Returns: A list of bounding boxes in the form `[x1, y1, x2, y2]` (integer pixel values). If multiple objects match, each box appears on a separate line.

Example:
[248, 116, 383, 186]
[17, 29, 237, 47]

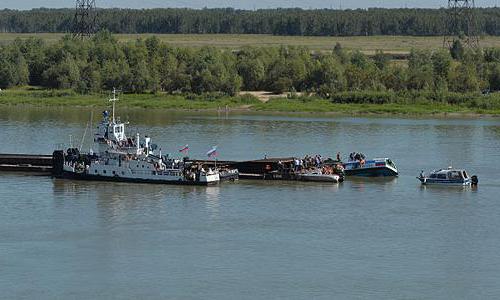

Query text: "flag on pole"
[179, 144, 189, 153]
[206, 146, 218, 158]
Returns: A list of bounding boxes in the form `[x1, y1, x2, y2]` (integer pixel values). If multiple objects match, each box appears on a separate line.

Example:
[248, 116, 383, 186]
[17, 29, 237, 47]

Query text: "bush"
[330, 91, 397, 104]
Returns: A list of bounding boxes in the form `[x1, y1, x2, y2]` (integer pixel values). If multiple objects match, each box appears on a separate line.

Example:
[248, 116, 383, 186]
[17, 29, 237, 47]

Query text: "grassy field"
[0, 88, 260, 110]
[2, 33, 500, 53]
[1, 87, 500, 116]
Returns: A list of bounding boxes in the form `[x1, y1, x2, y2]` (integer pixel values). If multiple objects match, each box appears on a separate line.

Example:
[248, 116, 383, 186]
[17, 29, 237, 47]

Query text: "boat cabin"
[95, 119, 126, 143]
[427, 169, 469, 181]
[344, 158, 395, 170]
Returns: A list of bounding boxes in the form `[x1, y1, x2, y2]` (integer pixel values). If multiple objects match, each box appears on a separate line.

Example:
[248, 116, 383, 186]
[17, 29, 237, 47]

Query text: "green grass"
[3, 33, 500, 53]
[2, 87, 500, 116]
[253, 99, 486, 114]
[0, 87, 260, 110]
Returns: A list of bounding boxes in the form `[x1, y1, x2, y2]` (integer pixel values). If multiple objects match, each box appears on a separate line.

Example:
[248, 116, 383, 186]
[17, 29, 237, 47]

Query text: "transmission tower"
[443, 0, 480, 48]
[73, 0, 97, 38]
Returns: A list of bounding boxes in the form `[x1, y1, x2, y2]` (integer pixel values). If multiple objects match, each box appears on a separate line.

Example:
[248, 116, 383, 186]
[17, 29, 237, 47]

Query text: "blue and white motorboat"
[417, 167, 478, 186]
[343, 158, 398, 177]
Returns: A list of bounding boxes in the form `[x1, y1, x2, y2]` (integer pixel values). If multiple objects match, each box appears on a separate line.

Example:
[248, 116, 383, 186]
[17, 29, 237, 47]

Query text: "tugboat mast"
[109, 88, 119, 123]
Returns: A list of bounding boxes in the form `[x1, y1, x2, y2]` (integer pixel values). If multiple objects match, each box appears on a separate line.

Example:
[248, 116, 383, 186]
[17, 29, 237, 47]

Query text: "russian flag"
[206, 146, 218, 158]
[179, 144, 189, 153]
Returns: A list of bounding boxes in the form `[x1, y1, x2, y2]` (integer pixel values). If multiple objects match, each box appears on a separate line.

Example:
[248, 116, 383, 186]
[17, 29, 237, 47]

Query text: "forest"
[0, 7, 499, 36]
[1, 31, 500, 103]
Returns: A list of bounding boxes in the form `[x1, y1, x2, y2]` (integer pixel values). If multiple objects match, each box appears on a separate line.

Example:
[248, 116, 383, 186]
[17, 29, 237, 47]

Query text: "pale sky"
[1, 0, 497, 10]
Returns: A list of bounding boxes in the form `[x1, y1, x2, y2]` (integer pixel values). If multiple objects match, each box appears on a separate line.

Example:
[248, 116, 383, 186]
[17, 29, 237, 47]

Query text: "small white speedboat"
[296, 170, 342, 183]
[417, 167, 478, 186]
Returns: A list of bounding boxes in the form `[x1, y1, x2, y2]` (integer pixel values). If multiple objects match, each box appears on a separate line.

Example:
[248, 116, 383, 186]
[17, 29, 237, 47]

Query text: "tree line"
[1, 31, 500, 98]
[0, 7, 500, 36]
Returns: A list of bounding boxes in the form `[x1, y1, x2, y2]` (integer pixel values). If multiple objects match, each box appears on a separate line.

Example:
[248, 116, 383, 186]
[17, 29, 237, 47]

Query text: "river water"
[1, 107, 500, 299]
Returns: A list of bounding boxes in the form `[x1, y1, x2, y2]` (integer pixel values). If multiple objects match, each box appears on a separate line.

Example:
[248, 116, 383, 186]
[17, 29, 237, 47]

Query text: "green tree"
[0, 60, 16, 88]
[373, 50, 389, 70]
[407, 65, 433, 90]
[309, 55, 346, 96]
[42, 55, 81, 89]
[408, 49, 432, 69]
[448, 63, 480, 92]
[488, 63, 500, 91]
[237, 52, 265, 91]
[431, 49, 452, 79]
[450, 40, 464, 60]
[380, 65, 407, 91]
[77, 62, 102, 93]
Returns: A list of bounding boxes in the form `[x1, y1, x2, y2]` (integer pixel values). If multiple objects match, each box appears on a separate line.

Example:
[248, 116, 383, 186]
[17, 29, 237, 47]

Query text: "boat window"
[112, 171, 115, 175]
[387, 159, 395, 168]
[430, 174, 437, 178]
[437, 174, 447, 179]
[463, 171, 468, 178]
[95, 170, 97, 174]
[103, 170, 106, 174]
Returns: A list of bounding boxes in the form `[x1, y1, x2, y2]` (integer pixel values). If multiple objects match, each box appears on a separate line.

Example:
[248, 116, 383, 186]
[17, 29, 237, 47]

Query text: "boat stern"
[199, 172, 220, 185]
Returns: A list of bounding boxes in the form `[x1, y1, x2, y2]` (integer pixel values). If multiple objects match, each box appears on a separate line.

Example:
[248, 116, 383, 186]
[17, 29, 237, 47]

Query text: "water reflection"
[204, 185, 221, 219]
[51, 178, 231, 227]
[418, 184, 475, 194]
[348, 177, 398, 192]
[4, 108, 500, 298]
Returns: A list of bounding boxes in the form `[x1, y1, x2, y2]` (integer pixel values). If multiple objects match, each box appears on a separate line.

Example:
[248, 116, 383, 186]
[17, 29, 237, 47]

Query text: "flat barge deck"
[0, 154, 53, 173]
[0, 154, 304, 180]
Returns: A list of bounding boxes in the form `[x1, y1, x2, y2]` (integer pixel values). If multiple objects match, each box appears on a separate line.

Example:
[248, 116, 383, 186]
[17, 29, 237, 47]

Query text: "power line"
[73, 0, 98, 38]
[443, 0, 480, 49]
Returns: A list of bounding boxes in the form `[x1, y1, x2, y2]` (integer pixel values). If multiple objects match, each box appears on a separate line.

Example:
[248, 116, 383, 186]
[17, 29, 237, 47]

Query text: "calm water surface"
[1, 107, 500, 299]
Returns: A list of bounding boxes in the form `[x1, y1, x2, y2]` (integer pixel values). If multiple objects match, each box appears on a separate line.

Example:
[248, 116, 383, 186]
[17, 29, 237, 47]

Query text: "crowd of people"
[292, 155, 327, 171]
[292, 152, 368, 171]
[287, 154, 344, 175]
[275, 151, 369, 175]
[349, 152, 366, 166]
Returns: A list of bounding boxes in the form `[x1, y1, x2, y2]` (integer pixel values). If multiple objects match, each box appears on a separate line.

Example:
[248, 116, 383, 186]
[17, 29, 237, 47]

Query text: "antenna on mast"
[109, 88, 119, 123]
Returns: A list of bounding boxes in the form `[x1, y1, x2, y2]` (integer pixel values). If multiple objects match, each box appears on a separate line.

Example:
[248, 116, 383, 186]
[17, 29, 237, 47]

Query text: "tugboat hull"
[57, 171, 218, 186]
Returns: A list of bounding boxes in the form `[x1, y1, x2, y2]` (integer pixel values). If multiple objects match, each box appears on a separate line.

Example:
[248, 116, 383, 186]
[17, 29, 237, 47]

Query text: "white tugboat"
[52, 89, 220, 185]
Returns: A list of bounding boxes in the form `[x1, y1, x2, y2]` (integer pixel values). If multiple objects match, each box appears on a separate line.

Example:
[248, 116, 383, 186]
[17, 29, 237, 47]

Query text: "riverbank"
[1, 88, 500, 116]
